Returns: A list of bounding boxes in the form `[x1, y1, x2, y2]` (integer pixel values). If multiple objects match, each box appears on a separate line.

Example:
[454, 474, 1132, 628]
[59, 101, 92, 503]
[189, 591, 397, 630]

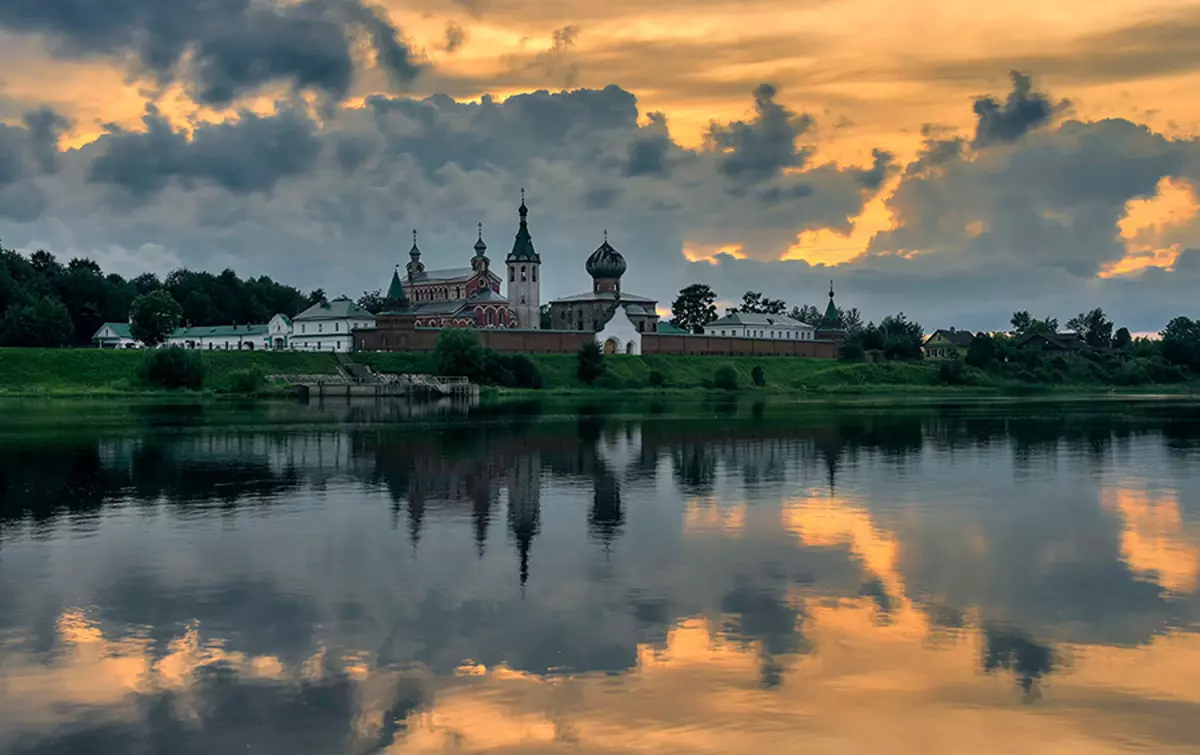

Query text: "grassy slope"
[0, 349, 340, 394]
[355, 351, 952, 391]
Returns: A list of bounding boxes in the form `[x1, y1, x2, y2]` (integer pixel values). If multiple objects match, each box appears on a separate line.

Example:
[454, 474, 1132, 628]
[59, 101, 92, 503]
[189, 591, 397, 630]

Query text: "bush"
[507, 354, 543, 389]
[751, 364, 766, 387]
[577, 342, 605, 384]
[937, 359, 969, 385]
[713, 363, 739, 390]
[839, 340, 865, 362]
[138, 347, 206, 389]
[647, 369, 665, 388]
[481, 349, 514, 386]
[226, 368, 266, 394]
[434, 328, 486, 381]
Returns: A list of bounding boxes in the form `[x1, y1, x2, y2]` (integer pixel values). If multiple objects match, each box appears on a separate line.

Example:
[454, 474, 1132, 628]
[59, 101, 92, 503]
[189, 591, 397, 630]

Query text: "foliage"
[839, 340, 865, 362]
[1161, 316, 1200, 373]
[137, 347, 206, 389]
[225, 368, 266, 394]
[1066, 308, 1114, 349]
[845, 313, 924, 362]
[937, 359, 970, 385]
[751, 364, 766, 387]
[713, 363, 739, 390]
[648, 369, 665, 387]
[577, 342, 606, 384]
[433, 328, 486, 381]
[506, 354, 544, 389]
[540, 304, 553, 329]
[965, 333, 997, 368]
[669, 284, 718, 334]
[1112, 327, 1132, 351]
[730, 291, 786, 315]
[1010, 311, 1058, 337]
[0, 296, 74, 346]
[129, 290, 183, 347]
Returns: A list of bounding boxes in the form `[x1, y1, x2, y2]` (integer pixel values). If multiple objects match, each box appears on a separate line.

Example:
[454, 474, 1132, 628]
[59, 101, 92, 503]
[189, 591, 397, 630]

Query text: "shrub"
[577, 342, 605, 384]
[434, 328, 486, 381]
[937, 359, 969, 385]
[713, 363, 739, 390]
[647, 369, 665, 388]
[481, 349, 514, 386]
[507, 354, 543, 389]
[751, 364, 766, 387]
[138, 347, 206, 389]
[839, 340, 865, 362]
[226, 367, 266, 394]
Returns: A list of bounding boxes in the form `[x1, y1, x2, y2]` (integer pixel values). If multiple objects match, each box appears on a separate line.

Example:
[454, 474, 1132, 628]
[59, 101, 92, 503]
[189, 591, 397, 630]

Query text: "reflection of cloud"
[1103, 488, 1200, 594]
[683, 494, 746, 535]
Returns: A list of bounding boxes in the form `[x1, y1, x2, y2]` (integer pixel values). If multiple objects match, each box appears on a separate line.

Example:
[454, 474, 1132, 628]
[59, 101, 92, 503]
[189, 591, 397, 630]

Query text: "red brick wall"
[641, 333, 839, 358]
[358, 315, 838, 358]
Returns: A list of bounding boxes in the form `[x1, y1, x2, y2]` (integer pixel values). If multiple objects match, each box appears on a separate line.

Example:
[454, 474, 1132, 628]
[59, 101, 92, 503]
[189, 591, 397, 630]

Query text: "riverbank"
[2, 349, 1197, 397]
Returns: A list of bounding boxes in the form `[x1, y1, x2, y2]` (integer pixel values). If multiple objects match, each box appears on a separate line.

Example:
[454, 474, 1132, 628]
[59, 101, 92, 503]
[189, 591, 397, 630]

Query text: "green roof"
[386, 269, 408, 302]
[172, 324, 268, 338]
[94, 322, 133, 340]
[656, 321, 689, 334]
[506, 197, 540, 263]
[294, 298, 374, 321]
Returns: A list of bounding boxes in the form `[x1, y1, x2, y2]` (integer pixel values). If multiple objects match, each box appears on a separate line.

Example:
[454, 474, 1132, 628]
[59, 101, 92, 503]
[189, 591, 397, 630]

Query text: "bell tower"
[506, 189, 541, 329]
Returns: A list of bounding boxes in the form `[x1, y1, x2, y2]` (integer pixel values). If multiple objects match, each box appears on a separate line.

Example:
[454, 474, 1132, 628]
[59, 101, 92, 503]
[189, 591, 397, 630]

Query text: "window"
[532, 267, 538, 282]
[521, 266, 527, 282]
[510, 267, 515, 283]
[335, 322, 340, 332]
[301, 324, 306, 333]
[318, 323, 323, 333]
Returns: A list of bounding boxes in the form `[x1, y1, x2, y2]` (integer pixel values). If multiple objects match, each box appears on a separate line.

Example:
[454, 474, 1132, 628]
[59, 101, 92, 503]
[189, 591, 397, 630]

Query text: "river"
[1, 396, 1199, 753]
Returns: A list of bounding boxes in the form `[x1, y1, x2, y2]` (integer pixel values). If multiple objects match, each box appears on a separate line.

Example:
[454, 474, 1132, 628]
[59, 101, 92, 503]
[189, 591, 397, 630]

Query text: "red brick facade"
[356, 314, 840, 358]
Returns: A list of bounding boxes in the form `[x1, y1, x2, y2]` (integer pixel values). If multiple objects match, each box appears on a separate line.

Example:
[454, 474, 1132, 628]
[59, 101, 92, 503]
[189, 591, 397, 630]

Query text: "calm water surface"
[2, 396, 1200, 754]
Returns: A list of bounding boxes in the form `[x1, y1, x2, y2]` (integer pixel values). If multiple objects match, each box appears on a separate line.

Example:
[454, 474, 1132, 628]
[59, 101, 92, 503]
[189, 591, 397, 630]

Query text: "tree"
[1011, 311, 1058, 337]
[433, 328, 486, 381]
[966, 333, 998, 368]
[577, 342, 605, 384]
[877, 313, 924, 361]
[1161, 317, 1200, 372]
[539, 304, 553, 329]
[713, 363, 739, 390]
[1112, 327, 1132, 351]
[0, 296, 74, 346]
[751, 364, 766, 387]
[841, 307, 864, 334]
[306, 288, 328, 308]
[357, 289, 386, 315]
[129, 290, 182, 347]
[731, 291, 786, 315]
[790, 304, 823, 325]
[1066, 308, 1114, 349]
[669, 284, 718, 334]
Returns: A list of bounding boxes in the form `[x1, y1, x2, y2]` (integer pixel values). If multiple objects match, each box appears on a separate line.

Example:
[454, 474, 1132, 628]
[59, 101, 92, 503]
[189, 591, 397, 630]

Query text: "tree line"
[0, 243, 354, 347]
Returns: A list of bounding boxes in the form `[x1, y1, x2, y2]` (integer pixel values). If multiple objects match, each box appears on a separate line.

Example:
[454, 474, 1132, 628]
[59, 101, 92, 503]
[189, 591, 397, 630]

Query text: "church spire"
[507, 188, 540, 263]
[821, 279, 841, 329]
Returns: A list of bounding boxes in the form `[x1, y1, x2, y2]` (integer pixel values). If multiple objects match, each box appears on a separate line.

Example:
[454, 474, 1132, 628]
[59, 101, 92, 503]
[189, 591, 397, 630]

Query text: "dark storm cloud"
[0, 0, 421, 106]
[855, 148, 896, 190]
[20, 107, 70, 174]
[972, 70, 1065, 147]
[625, 112, 673, 177]
[443, 21, 467, 53]
[0, 111, 59, 221]
[87, 105, 323, 198]
[706, 83, 815, 181]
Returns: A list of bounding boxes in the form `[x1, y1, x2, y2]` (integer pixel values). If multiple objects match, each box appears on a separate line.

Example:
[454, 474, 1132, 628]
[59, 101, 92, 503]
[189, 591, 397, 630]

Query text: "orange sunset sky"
[1, 0, 1199, 328]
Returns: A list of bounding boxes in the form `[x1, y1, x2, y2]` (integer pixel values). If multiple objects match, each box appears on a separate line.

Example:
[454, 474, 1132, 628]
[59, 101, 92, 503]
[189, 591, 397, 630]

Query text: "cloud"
[85, 104, 323, 199]
[0, 108, 63, 220]
[705, 83, 815, 181]
[0, 0, 421, 106]
[442, 21, 467, 54]
[972, 70, 1066, 147]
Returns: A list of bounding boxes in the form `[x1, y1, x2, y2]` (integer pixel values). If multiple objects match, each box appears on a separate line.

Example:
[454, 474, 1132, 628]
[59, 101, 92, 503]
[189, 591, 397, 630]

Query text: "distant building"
[923, 328, 976, 359]
[92, 322, 140, 349]
[167, 324, 269, 351]
[267, 314, 292, 350]
[1014, 331, 1088, 355]
[548, 231, 660, 335]
[290, 297, 376, 352]
[703, 312, 815, 340]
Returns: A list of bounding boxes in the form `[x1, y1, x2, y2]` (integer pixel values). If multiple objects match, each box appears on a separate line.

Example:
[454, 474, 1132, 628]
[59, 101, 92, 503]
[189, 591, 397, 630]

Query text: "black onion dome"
[586, 234, 627, 279]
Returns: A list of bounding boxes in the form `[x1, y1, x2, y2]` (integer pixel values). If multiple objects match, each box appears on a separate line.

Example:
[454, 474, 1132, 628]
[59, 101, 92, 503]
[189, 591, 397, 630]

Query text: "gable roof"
[925, 328, 976, 348]
[656, 321, 689, 335]
[707, 312, 810, 328]
[294, 298, 374, 321]
[1014, 331, 1087, 350]
[93, 322, 133, 340]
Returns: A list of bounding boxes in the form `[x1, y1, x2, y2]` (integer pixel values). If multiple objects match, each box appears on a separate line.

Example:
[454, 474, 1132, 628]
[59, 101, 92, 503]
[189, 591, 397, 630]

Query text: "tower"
[506, 189, 541, 329]
[815, 280, 846, 345]
[471, 222, 490, 275]
[405, 229, 424, 281]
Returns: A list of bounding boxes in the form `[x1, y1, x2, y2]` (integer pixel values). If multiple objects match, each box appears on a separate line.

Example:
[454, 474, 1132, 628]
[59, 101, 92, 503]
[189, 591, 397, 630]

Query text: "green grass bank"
[0, 349, 341, 395]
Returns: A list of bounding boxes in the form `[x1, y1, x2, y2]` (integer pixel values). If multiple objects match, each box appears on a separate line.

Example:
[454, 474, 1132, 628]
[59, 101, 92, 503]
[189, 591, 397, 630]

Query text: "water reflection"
[1, 399, 1200, 753]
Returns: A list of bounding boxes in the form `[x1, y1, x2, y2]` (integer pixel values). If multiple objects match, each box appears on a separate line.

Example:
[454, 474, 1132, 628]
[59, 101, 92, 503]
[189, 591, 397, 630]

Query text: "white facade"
[703, 312, 815, 341]
[92, 323, 142, 349]
[267, 314, 292, 350]
[507, 259, 541, 329]
[290, 298, 375, 353]
[596, 306, 642, 355]
[166, 325, 269, 351]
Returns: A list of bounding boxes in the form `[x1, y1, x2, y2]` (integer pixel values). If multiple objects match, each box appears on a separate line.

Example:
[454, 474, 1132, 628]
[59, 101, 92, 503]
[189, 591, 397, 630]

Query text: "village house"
[1013, 331, 1088, 355]
[923, 328, 977, 359]
[290, 298, 376, 352]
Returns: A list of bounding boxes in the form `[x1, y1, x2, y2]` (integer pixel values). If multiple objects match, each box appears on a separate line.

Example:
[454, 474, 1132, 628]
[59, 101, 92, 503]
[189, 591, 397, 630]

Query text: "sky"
[2, 0, 1200, 330]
